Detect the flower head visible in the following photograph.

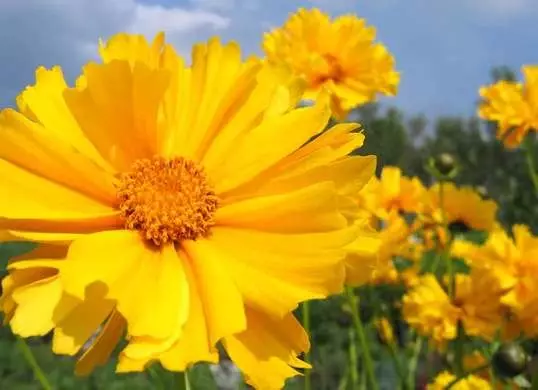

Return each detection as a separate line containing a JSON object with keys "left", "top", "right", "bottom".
{"left": 0, "top": 32, "right": 377, "bottom": 388}
{"left": 263, "top": 8, "right": 399, "bottom": 118}
{"left": 453, "top": 225, "right": 538, "bottom": 338}
{"left": 427, "top": 371, "right": 491, "bottom": 390}
{"left": 479, "top": 65, "right": 538, "bottom": 148}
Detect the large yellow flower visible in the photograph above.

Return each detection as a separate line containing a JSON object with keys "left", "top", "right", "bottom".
{"left": 0, "top": 32, "right": 377, "bottom": 388}
{"left": 479, "top": 65, "right": 538, "bottom": 148}
{"left": 263, "top": 8, "right": 399, "bottom": 118}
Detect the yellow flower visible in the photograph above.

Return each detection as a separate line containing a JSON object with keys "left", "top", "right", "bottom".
{"left": 423, "top": 182, "right": 498, "bottom": 232}
{"left": 359, "top": 166, "right": 426, "bottom": 218}
{"left": 345, "top": 212, "right": 409, "bottom": 286}
{"left": 478, "top": 65, "right": 538, "bottom": 148}
{"left": 402, "top": 275, "right": 460, "bottom": 343}
{"left": 453, "top": 274, "right": 504, "bottom": 341}
{"left": 0, "top": 32, "right": 377, "bottom": 388}
{"left": 263, "top": 8, "right": 399, "bottom": 118}
{"left": 403, "top": 273, "right": 504, "bottom": 343}
{"left": 375, "top": 317, "right": 395, "bottom": 344}
{"left": 427, "top": 371, "right": 492, "bottom": 390}
{"left": 453, "top": 225, "right": 538, "bottom": 338}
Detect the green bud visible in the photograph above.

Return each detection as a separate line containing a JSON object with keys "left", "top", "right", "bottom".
{"left": 492, "top": 342, "right": 529, "bottom": 379}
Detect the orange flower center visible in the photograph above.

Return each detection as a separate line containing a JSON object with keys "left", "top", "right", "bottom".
{"left": 311, "top": 54, "right": 345, "bottom": 87}
{"left": 116, "top": 157, "right": 219, "bottom": 246}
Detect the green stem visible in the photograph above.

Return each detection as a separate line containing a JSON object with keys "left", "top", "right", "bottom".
{"left": 15, "top": 337, "right": 53, "bottom": 390}
{"left": 175, "top": 370, "right": 191, "bottom": 390}
{"left": 345, "top": 287, "right": 379, "bottom": 390}
{"left": 348, "top": 328, "right": 359, "bottom": 389}
{"left": 523, "top": 138, "right": 538, "bottom": 196}
{"left": 302, "top": 301, "right": 312, "bottom": 390}
{"left": 386, "top": 335, "right": 407, "bottom": 389}
{"left": 147, "top": 366, "right": 166, "bottom": 390}
{"left": 406, "top": 336, "right": 424, "bottom": 390}
{"left": 445, "top": 363, "right": 490, "bottom": 389}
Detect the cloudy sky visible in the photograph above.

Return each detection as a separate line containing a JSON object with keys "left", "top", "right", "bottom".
{"left": 0, "top": 0, "right": 537, "bottom": 119}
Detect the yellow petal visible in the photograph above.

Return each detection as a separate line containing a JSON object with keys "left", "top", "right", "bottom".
{"left": 119, "top": 252, "right": 218, "bottom": 369}
{"left": 16, "top": 66, "right": 114, "bottom": 175}
{"left": 99, "top": 32, "right": 165, "bottom": 67}
{"left": 216, "top": 182, "right": 347, "bottom": 233}
{"left": 0, "top": 109, "right": 116, "bottom": 205}
{"left": 75, "top": 310, "right": 127, "bottom": 376}
{"left": 10, "top": 273, "right": 79, "bottom": 337}
{"left": 198, "top": 227, "right": 349, "bottom": 317}
{"left": 210, "top": 101, "right": 331, "bottom": 193}
{"left": 64, "top": 61, "right": 170, "bottom": 171}
{"left": 182, "top": 239, "right": 247, "bottom": 345}
{"left": 224, "top": 308, "right": 309, "bottom": 390}
{"left": 52, "top": 290, "right": 115, "bottom": 355}
{"left": 61, "top": 231, "right": 188, "bottom": 340}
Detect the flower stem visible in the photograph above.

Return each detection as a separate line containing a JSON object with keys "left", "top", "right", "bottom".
{"left": 348, "top": 328, "right": 359, "bottom": 389}
{"left": 345, "top": 287, "right": 379, "bottom": 390}
{"left": 302, "top": 301, "right": 312, "bottom": 390}
{"left": 406, "top": 335, "right": 424, "bottom": 390}
{"left": 176, "top": 370, "right": 191, "bottom": 390}
{"left": 523, "top": 137, "right": 538, "bottom": 196}
{"left": 15, "top": 337, "right": 53, "bottom": 390}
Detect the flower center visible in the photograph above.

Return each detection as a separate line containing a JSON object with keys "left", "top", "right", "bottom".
{"left": 116, "top": 157, "right": 219, "bottom": 246}
{"left": 311, "top": 54, "right": 345, "bottom": 87}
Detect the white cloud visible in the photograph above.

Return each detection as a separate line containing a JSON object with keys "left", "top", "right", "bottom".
{"left": 129, "top": 3, "right": 229, "bottom": 36}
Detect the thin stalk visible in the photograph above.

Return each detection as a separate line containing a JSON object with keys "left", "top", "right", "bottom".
{"left": 147, "top": 366, "right": 166, "bottom": 390}
{"left": 15, "top": 337, "right": 53, "bottom": 390}
{"left": 348, "top": 328, "right": 359, "bottom": 389}
{"left": 406, "top": 336, "right": 424, "bottom": 390}
{"left": 345, "top": 287, "right": 379, "bottom": 390}
{"left": 445, "top": 363, "right": 490, "bottom": 389}
{"left": 302, "top": 301, "right": 312, "bottom": 390}
{"left": 523, "top": 138, "right": 538, "bottom": 195}
{"left": 386, "top": 336, "right": 407, "bottom": 389}
{"left": 176, "top": 371, "right": 191, "bottom": 390}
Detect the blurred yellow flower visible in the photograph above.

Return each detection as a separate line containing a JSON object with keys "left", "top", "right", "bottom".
{"left": 359, "top": 166, "right": 426, "bottom": 218}
{"left": 453, "top": 225, "right": 538, "bottom": 338}
{"left": 402, "top": 275, "right": 460, "bottom": 343}
{"left": 0, "top": 32, "right": 378, "bottom": 388}
{"left": 424, "top": 183, "right": 498, "bottom": 232}
{"left": 427, "top": 370, "right": 492, "bottom": 389}
{"left": 375, "top": 317, "right": 395, "bottom": 345}
{"left": 479, "top": 65, "right": 538, "bottom": 148}
{"left": 402, "top": 273, "right": 502, "bottom": 343}
{"left": 263, "top": 8, "right": 399, "bottom": 118}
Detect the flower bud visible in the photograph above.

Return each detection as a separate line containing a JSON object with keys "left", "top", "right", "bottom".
{"left": 492, "top": 342, "right": 529, "bottom": 379}
{"left": 434, "top": 153, "right": 457, "bottom": 176}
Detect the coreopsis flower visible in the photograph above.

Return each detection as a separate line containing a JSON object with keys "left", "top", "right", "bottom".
{"left": 479, "top": 65, "right": 538, "bottom": 148}
{"left": 427, "top": 371, "right": 492, "bottom": 390}
{"left": 402, "top": 274, "right": 503, "bottom": 343}
{"left": 453, "top": 225, "right": 538, "bottom": 338}
{"left": 402, "top": 275, "right": 460, "bottom": 343}
{"left": 358, "top": 166, "right": 426, "bottom": 218}
{"left": 424, "top": 183, "right": 498, "bottom": 232}
{"left": 0, "top": 32, "right": 378, "bottom": 389}
{"left": 263, "top": 8, "right": 399, "bottom": 118}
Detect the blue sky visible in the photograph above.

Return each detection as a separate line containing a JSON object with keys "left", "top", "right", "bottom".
{"left": 1, "top": 0, "right": 537, "bottom": 119}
